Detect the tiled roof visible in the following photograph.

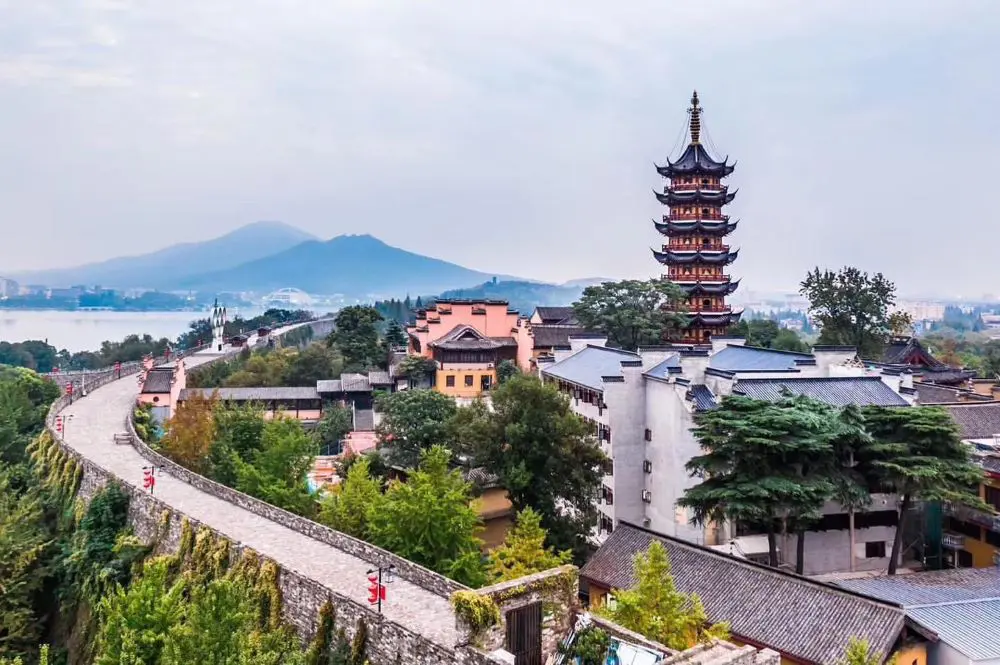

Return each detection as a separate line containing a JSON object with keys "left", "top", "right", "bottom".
{"left": 579, "top": 523, "right": 906, "bottom": 665}
{"left": 465, "top": 466, "right": 502, "bottom": 489}
{"left": 733, "top": 377, "right": 909, "bottom": 407}
{"left": 178, "top": 387, "right": 320, "bottom": 401}
{"left": 341, "top": 373, "right": 372, "bottom": 392}
{"left": 316, "top": 379, "right": 343, "bottom": 393}
{"left": 709, "top": 345, "right": 815, "bottom": 372}
{"left": 688, "top": 384, "right": 717, "bottom": 411}
{"left": 837, "top": 568, "right": 1000, "bottom": 661}
{"left": 429, "top": 324, "right": 517, "bottom": 351}
{"left": 880, "top": 337, "right": 945, "bottom": 368}
{"left": 142, "top": 369, "right": 174, "bottom": 394}
{"left": 367, "top": 370, "right": 392, "bottom": 386}
{"left": 942, "top": 402, "right": 1000, "bottom": 439}
{"left": 534, "top": 306, "right": 575, "bottom": 324}
{"left": 913, "top": 382, "right": 991, "bottom": 405}
{"left": 530, "top": 325, "right": 589, "bottom": 349}
{"left": 541, "top": 345, "right": 639, "bottom": 391}
{"left": 643, "top": 355, "right": 681, "bottom": 381}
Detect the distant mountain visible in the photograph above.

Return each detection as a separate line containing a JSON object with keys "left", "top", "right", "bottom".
{"left": 14, "top": 221, "right": 317, "bottom": 289}
{"left": 175, "top": 234, "right": 514, "bottom": 298}
{"left": 437, "top": 280, "right": 585, "bottom": 315}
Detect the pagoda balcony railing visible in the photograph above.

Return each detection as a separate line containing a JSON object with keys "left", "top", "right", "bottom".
{"left": 688, "top": 305, "right": 732, "bottom": 313}
{"left": 667, "top": 213, "right": 729, "bottom": 221}
{"left": 669, "top": 274, "right": 731, "bottom": 282}
{"left": 666, "top": 244, "right": 730, "bottom": 252}
{"left": 670, "top": 183, "right": 723, "bottom": 192}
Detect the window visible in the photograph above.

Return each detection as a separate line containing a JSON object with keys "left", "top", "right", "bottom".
{"left": 700, "top": 178, "right": 709, "bottom": 185}
{"left": 643, "top": 460, "right": 653, "bottom": 473}
{"left": 986, "top": 529, "right": 1000, "bottom": 548}
{"left": 446, "top": 375, "right": 455, "bottom": 387}
{"left": 644, "top": 428, "right": 652, "bottom": 441}
{"left": 701, "top": 207, "right": 709, "bottom": 215}
{"left": 986, "top": 486, "right": 1000, "bottom": 512}
{"left": 464, "top": 375, "right": 474, "bottom": 387}
{"left": 600, "top": 515, "right": 614, "bottom": 534}
{"left": 602, "top": 486, "right": 614, "bottom": 505}
{"left": 864, "top": 541, "right": 887, "bottom": 559}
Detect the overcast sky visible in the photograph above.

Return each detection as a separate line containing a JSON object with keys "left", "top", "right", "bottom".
{"left": 1, "top": 1, "right": 998, "bottom": 297}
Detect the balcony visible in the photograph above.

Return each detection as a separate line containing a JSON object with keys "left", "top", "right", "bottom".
{"left": 944, "top": 503, "right": 1000, "bottom": 532}
{"left": 668, "top": 213, "right": 729, "bottom": 221}
{"left": 689, "top": 305, "right": 733, "bottom": 314}
{"left": 666, "top": 244, "right": 730, "bottom": 252}
{"left": 942, "top": 532, "right": 966, "bottom": 550}
{"left": 669, "top": 274, "right": 731, "bottom": 282}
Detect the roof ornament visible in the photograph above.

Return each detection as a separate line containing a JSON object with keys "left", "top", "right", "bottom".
{"left": 688, "top": 90, "right": 702, "bottom": 145}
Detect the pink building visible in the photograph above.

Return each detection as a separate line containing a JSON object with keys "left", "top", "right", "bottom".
{"left": 137, "top": 358, "right": 187, "bottom": 424}
{"left": 405, "top": 299, "right": 532, "bottom": 398}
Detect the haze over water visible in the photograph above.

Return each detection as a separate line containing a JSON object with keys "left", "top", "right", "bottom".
{"left": 0, "top": 309, "right": 265, "bottom": 352}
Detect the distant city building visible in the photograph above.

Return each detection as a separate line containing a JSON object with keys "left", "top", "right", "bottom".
{"left": 653, "top": 92, "right": 742, "bottom": 342}
{"left": 0, "top": 277, "right": 19, "bottom": 298}
{"left": 897, "top": 301, "right": 946, "bottom": 322}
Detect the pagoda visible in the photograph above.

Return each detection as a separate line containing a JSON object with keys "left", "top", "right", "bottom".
{"left": 653, "top": 91, "right": 742, "bottom": 343}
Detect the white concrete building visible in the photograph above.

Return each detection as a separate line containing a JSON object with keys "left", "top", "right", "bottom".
{"left": 539, "top": 336, "right": 914, "bottom": 575}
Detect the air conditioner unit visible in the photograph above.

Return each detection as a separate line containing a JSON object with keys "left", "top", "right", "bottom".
{"left": 641, "top": 490, "right": 652, "bottom": 503}
{"left": 643, "top": 460, "right": 653, "bottom": 473}
{"left": 642, "top": 517, "right": 651, "bottom": 527}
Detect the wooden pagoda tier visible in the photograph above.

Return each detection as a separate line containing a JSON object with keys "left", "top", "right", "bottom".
{"left": 653, "top": 91, "right": 743, "bottom": 343}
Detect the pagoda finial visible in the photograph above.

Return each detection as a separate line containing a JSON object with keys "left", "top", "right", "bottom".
{"left": 688, "top": 90, "right": 702, "bottom": 145}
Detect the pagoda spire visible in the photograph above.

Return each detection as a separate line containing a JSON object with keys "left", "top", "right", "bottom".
{"left": 688, "top": 90, "right": 702, "bottom": 145}
{"left": 651, "top": 92, "right": 743, "bottom": 344}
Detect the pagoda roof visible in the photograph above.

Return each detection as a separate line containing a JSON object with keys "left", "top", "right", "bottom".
{"left": 654, "top": 218, "right": 738, "bottom": 236}
{"left": 652, "top": 248, "right": 739, "bottom": 265}
{"left": 654, "top": 188, "right": 736, "bottom": 206}
{"left": 655, "top": 143, "right": 735, "bottom": 178}
{"left": 676, "top": 279, "right": 741, "bottom": 296}
{"left": 687, "top": 310, "right": 744, "bottom": 327}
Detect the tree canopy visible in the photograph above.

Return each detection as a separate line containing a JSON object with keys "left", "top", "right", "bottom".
{"left": 375, "top": 389, "right": 458, "bottom": 468}
{"left": 800, "top": 267, "right": 909, "bottom": 358}
{"left": 572, "top": 279, "right": 687, "bottom": 350}
{"left": 487, "top": 508, "right": 572, "bottom": 582}
{"left": 329, "top": 306, "right": 384, "bottom": 372}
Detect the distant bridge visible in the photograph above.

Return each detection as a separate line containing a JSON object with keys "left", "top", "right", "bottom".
{"left": 263, "top": 287, "right": 313, "bottom": 307}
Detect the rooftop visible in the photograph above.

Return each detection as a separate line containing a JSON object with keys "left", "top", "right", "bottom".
{"left": 530, "top": 324, "right": 590, "bottom": 349}
{"left": 141, "top": 368, "right": 174, "bottom": 394}
{"left": 178, "top": 387, "right": 320, "bottom": 401}
{"left": 913, "top": 382, "right": 992, "bottom": 405}
{"left": 533, "top": 306, "right": 576, "bottom": 324}
{"left": 733, "top": 377, "right": 910, "bottom": 407}
{"left": 941, "top": 402, "right": 1000, "bottom": 439}
{"left": 579, "top": 522, "right": 907, "bottom": 665}
{"left": 708, "top": 345, "right": 815, "bottom": 373}
{"left": 540, "top": 345, "right": 639, "bottom": 391}
{"left": 837, "top": 568, "right": 1000, "bottom": 661}
{"left": 429, "top": 324, "right": 518, "bottom": 351}
{"left": 643, "top": 354, "right": 682, "bottom": 381}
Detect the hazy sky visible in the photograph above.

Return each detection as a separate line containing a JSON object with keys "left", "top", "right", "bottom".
{"left": 2, "top": 1, "right": 998, "bottom": 297}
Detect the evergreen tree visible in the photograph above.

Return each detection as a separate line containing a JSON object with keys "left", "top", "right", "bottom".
{"left": 383, "top": 320, "right": 407, "bottom": 349}
{"left": 598, "top": 542, "right": 728, "bottom": 650}
{"left": 314, "top": 405, "right": 353, "bottom": 457}
{"left": 375, "top": 390, "right": 457, "bottom": 468}
{"left": 368, "top": 446, "right": 485, "bottom": 586}
{"left": 572, "top": 279, "right": 687, "bottom": 350}
{"left": 317, "top": 457, "right": 384, "bottom": 539}
{"left": 233, "top": 417, "right": 319, "bottom": 517}
{"left": 330, "top": 306, "right": 384, "bottom": 372}
{"left": 487, "top": 508, "right": 572, "bottom": 582}
{"left": 862, "top": 405, "right": 989, "bottom": 574}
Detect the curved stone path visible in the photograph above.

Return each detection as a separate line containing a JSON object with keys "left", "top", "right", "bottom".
{"left": 58, "top": 347, "right": 459, "bottom": 648}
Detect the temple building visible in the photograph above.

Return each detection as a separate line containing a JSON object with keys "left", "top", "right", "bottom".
{"left": 653, "top": 91, "right": 742, "bottom": 343}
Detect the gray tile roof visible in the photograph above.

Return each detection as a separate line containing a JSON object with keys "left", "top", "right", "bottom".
{"left": 733, "top": 377, "right": 910, "bottom": 407}
{"left": 643, "top": 354, "right": 681, "bottom": 381}
{"left": 340, "top": 373, "right": 371, "bottom": 392}
{"left": 534, "top": 306, "right": 575, "bottom": 324}
{"left": 709, "top": 345, "right": 815, "bottom": 372}
{"left": 530, "top": 324, "right": 589, "bottom": 349}
{"left": 942, "top": 403, "right": 1000, "bottom": 439}
{"left": 465, "top": 466, "right": 502, "bottom": 489}
{"left": 367, "top": 370, "right": 392, "bottom": 386}
{"left": 541, "top": 345, "right": 639, "bottom": 391}
{"left": 688, "top": 384, "right": 717, "bottom": 411}
{"left": 429, "top": 324, "right": 518, "bottom": 351}
{"left": 579, "top": 523, "right": 906, "bottom": 665}
{"left": 316, "top": 379, "right": 342, "bottom": 393}
{"left": 178, "top": 387, "right": 320, "bottom": 401}
{"left": 142, "top": 369, "right": 174, "bottom": 394}
{"left": 837, "top": 568, "right": 1000, "bottom": 661}
{"left": 913, "top": 383, "right": 982, "bottom": 405}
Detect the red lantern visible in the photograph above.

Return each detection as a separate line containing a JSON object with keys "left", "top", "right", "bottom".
{"left": 55, "top": 416, "right": 63, "bottom": 433}
{"left": 142, "top": 467, "right": 156, "bottom": 493}
{"left": 367, "top": 574, "right": 385, "bottom": 605}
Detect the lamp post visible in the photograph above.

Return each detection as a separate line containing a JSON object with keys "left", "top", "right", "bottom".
{"left": 55, "top": 414, "right": 75, "bottom": 439}
{"left": 366, "top": 564, "right": 396, "bottom": 614}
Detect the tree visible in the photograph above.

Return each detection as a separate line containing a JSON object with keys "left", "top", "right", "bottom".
{"left": 771, "top": 329, "right": 809, "bottom": 353}
{"left": 487, "top": 508, "right": 571, "bottom": 582}
{"left": 368, "top": 446, "right": 485, "bottom": 586}
{"left": 495, "top": 360, "right": 519, "bottom": 385}
{"left": 572, "top": 279, "right": 687, "bottom": 350}
{"left": 284, "top": 344, "right": 343, "bottom": 387}
{"left": 678, "top": 394, "right": 838, "bottom": 569}
{"left": 393, "top": 355, "right": 437, "bottom": 386}
{"left": 837, "top": 637, "right": 898, "bottom": 665}
{"left": 330, "top": 306, "right": 384, "bottom": 372}
{"left": 234, "top": 417, "right": 319, "bottom": 517}
{"left": 729, "top": 319, "right": 780, "bottom": 348}
{"left": 161, "top": 578, "right": 256, "bottom": 665}
{"left": 800, "top": 267, "right": 900, "bottom": 358}
{"left": 210, "top": 403, "right": 266, "bottom": 486}
{"left": 383, "top": 320, "right": 407, "bottom": 349}
{"left": 95, "top": 558, "right": 187, "bottom": 665}
{"left": 315, "top": 405, "right": 353, "bottom": 456}
{"left": 317, "top": 457, "right": 384, "bottom": 540}
{"left": 562, "top": 626, "right": 610, "bottom": 665}
{"left": 162, "top": 391, "right": 218, "bottom": 474}
{"left": 862, "top": 405, "right": 989, "bottom": 575}
{"left": 452, "top": 375, "right": 606, "bottom": 562}
{"left": 375, "top": 390, "right": 457, "bottom": 468}
{"left": 598, "top": 541, "right": 728, "bottom": 650}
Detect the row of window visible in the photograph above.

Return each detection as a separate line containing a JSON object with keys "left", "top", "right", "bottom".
{"left": 443, "top": 374, "right": 491, "bottom": 389}
{"left": 674, "top": 177, "right": 717, "bottom": 186}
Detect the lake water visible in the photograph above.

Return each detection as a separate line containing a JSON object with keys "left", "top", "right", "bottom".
{"left": 0, "top": 309, "right": 265, "bottom": 352}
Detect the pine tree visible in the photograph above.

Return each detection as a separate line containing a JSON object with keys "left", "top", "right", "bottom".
{"left": 487, "top": 508, "right": 572, "bottom": 582}
{"left": 598, "top": 541, "right": 728, "bottom": 649}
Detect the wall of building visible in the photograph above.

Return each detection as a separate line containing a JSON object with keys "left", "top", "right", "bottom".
{"left": 476, "top": 487, "right": 514, "bottom": 550}
{"left": 897, "top": 642, "right": 928, "bottom": 665}
{"left": 436, "top": 367, "right": 497, "bottom": 398}
{"left": 604, "top": 364, "right": 651, "bottom": 529}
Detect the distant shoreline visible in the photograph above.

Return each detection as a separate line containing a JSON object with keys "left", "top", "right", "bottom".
{"left": 0, "top": 306, "right": 210, "bottom": 313}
